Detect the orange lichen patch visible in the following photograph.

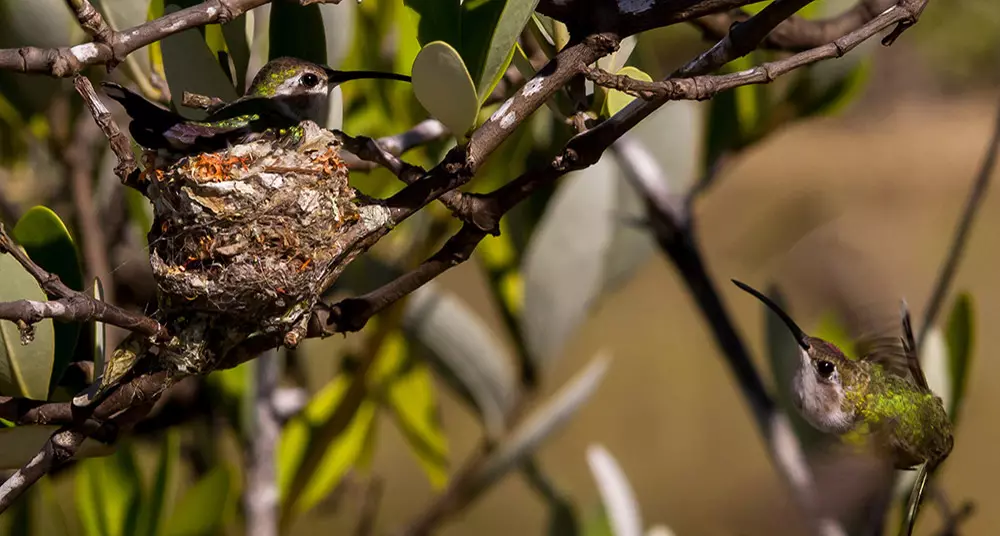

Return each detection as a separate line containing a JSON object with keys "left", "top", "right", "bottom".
{"left": 310, "top": 146, "right": 346, "bottom": 175}
{"left": 186, "top": 153, "right": 251, "bottom": 182}
{"left": 140, "top": 152, "right": 167, "bottom": 183}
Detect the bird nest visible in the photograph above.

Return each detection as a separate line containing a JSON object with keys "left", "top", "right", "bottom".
{"left": 140, "top": 121, "right": 360, "bottom": 339}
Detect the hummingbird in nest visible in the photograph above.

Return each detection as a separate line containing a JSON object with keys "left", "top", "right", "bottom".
{"left": 102, "top": 56, "right": 410, "bottom": 154}
{"left": 732, "top": 279, "right": 953, "bottom": 535}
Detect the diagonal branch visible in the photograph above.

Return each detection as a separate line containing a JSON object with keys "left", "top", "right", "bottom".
{"left": 678, "top": 0, "right": 821, "bottom": 77}
{"left": 917, "top": 93, "right": 1000, "bottom": 345}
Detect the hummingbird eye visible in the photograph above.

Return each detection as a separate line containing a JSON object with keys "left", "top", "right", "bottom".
{"left": 816, "top": 360, "right": 836, "bottom": 379}
{"left": 300, "top": 73, "right": 320, "bottom": 88}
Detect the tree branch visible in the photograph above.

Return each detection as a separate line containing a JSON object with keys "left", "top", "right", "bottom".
{"left": 689, "top": 0, "right": 889, "bottom": 53}
{"left": 0, "top": 225, "right": 168, "bottom": 340}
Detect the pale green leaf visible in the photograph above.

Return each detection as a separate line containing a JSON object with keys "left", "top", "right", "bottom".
{"left": 520, "top": 155, "right": 619, "bottom": 370}
{"left": 586, "top": 444, "right": 642, "bottom": 536}
{"left": 412, "top": 41, "right": 480, "bottom": 138}
{"left": 471, "top": 353, "right": 612, "bottom": 495}
{"left": 0, "top": 254, "right": 55, "bottom": 399}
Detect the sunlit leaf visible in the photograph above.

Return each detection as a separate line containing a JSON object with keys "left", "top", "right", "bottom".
{"left": 0, "top": 254, "right": 55, "bottom": 399}
{"left": 605, "top": 67, "right": 651, "bottom": 118}
{"left": 163, "top": 466, "right": 231, "bottom": 536}
{"left": 945, "top": 293, "right": 973, "bottom": 423}
{"left": 383, "top": 346, "right": 449, "bottom": 489}
{"left": 412, "top": 41, "right": 480, "bottom": 138}
{"left": 12, "top": 206, "right": 84, "bottom": 390}
{"left": 278, "top": 374, "right": 379, "bottom": 518}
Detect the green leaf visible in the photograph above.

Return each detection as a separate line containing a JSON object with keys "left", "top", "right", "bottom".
{"left": 0, "top": 253, "right": 55, "bottom": 399}
{"left": 522, "top": 459, "right": 580, "bottom": 536}
{"left": 76, "top": 443, "right": 143, "bottom": 536}
{"left": 403, "top": 0, "right": 461, "bottom": 49}
{"left": 268, "top": 1, "right": 327, "bottom": 65}
{"left": 461, "top": 0, "right": 540, "bottom": 102}
{"left": 12, "top": 206, "right": 84, "bottom": 391}
{"left": 163, "top": 466, "right": 231, "bottom": 536}
{"left": 160, "top": 4, "right": 239, "bottom": 119}
{"left": 382, "top": 341, "right": 449, "bottom": 489}
{"left": 412, "top": 41, "right": 480, "bottom": 138}
{"left": 137, "top": 429, "right": 180, "bottom": 536}
{"left": 945, "top": 293, "right": 974, "bottom": 423}
{"left": 604, "top": 66, "right": 651, "bottom": 117}
{"left": 278, "top": 375, "right": 379, "bottom": 518}
{"left": 93, "top": 278, "right": 106, "bottom": 371}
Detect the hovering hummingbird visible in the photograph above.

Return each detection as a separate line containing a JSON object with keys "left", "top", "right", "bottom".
{"left": 103, "top": 56, "right": 410, "bottom": 153}
{"left": 731, "top": 279, "right": 953, "bottom": 470}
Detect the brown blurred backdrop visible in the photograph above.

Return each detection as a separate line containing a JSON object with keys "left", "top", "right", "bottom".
{"left": 291, "top": 10, "right": 1000, "bottom": 534}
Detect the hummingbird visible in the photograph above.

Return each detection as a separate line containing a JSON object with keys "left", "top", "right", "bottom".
{"left": 731, "top": 279, "right": 953, "bottom": 471}
{"left": 102, "top": 56, "right": 410, "bottom": 154}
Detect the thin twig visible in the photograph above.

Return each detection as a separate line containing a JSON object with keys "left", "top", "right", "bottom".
{"left": 66, "top": 109, "right": 115, "bottom": 304}
{"left": 678, "top": 0, "right": 820, "bottom": 77}
{"left": 917, "top": 93, "right": 1000, "bottom": 346}
{"left": 73, "top": 75, "right": 140, "bottom": 188}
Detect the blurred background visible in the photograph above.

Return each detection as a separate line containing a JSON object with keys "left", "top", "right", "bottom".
{"left": 0, "top": 0, "right": 997, "bottom": 535}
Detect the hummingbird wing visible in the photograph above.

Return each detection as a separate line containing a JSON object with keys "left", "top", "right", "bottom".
{"left": 854, "top": 307, "right": 929, "bottom": 392}
{"left": 102, "top": 82, "right": 187, "bottom": 150}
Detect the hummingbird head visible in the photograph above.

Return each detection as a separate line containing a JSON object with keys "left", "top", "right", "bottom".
{"left": 732, "top": 279, "right": 860, "bottom": 434}
{"left": 246, "top": 57, "right": 332, "bottom": 99}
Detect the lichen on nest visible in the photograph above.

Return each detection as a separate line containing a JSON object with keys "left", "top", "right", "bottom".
{"left": 140, "top": 121, "right": 361, "bottom": 337}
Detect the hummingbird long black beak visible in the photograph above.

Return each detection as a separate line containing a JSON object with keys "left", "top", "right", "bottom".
{"left": 732, "top": 279, "right": 810, "bottom": 350}
{"left": 323, "top": 66, "right": 411, "bottom": 85}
